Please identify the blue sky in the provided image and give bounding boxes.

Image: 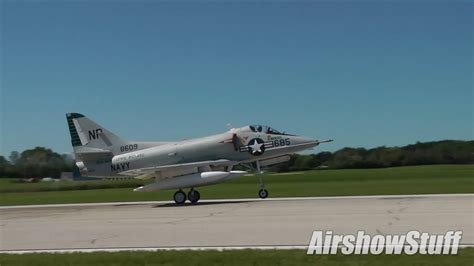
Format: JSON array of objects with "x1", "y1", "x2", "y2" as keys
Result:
[{"x1": 1, "y1": 1, "x2": 472, "y2": 156}]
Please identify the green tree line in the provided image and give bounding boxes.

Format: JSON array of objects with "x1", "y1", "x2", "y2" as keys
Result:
[
  {"x1": 276, "y1": 140, "x2": 473, "y2": 172},
  {"x1": 0, "y1": 140, "x2": 472, "y2": 178},
  {"x1": 0, "y1": 147, "x2": 73, "y2": 178}
]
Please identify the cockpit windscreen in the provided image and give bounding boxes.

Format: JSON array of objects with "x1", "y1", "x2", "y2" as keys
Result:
[{"x1": 249, "y1": 125, "x2": 289, "y2": 135}]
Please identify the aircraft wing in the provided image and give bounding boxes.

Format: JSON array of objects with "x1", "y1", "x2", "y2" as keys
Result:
[{"x1": 118, "y1": 159, "x2": 237, "y2": 179}]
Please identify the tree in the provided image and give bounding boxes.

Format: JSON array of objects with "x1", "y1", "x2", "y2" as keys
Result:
[
  {"x1": 277, "y1": 140, "x2": 473, "y2": 171},
  {"x1": 0, "y1": 155, "x2": 11, "y2": 177},
  {"x1": 9, "y1": 151, "x2": 20, "y2": 164},
  {"x1": 13, "y1": 147, "x2": 73, "y2": 178}
]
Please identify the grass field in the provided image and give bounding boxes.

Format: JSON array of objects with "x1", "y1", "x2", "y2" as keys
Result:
[
  {"x1": 0, "y1": 164, "x2": 472, "y2": 206},
  {"x1": 0, "y1": 178, "x2": 146, "y2": 193},
  {"x1": 1, "y1": 249, "x2": 473, "y2": 266}
]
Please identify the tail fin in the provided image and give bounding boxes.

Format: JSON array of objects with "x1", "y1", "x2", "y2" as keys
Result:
[{"x1": 66, "y1": 113, "x2": 128, "y2": 155}]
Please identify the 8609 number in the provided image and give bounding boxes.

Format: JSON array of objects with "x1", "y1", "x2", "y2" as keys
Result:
[{"x1": 120, "y1": 144, "x2": 138, "y2": 152}]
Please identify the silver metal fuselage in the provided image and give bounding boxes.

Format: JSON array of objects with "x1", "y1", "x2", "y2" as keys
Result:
[{"x1": 87, "y1": 126, "x2": 317, "y2": 177}]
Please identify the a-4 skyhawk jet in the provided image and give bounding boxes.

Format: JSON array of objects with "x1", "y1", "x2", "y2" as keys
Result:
[{"x1": 66, "y1": 113, "x2": 332, "y2": 204}]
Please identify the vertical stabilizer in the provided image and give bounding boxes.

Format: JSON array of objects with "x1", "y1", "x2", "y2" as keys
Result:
[{"x1": 66, "y1": 113, "x2": 129, "y2": 155}]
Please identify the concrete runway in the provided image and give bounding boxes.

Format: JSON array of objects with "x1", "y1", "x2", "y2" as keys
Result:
[{"x1": 0, "y1": 194, "x2": 473, "y2": 252}]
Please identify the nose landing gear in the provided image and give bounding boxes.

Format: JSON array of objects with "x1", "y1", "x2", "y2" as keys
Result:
[
  {"x1": 258, "y1": 188, "x2": 268, "y2": 199},
  {"x1": 255, "y1": 160, "x2": 268, "y2": 199}
]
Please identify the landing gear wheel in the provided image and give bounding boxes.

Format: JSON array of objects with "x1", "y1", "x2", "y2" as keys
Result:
[
  {"x1": 188, "y1": 190, "x2": 201, "y2": 203},
  {"x1": 258, "y1": 188, "x2": 268, "y2": 199},
  {"x1": 173, "y1": 190, "x2": 186, "y2": 204},
  {"x1": 255, "y1": 160, "x2": 268, "y2": 199}
]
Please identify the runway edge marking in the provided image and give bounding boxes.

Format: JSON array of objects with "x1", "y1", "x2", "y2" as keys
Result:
[
  {"x1": 1, "y1": 193, "x2": 473, "y2": 210},
  {"x1": 1, "y1": 245, "x2": 473, "y2": 254}
]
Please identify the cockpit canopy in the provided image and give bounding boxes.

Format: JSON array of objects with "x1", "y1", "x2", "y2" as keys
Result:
[{"x1": 248, "y1": 125, "x2": 289, "y2": 135}]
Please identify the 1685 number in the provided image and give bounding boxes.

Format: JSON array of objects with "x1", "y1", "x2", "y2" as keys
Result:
[{"x1": 273, "y1": 138, "x2": 290, "y2": 147}]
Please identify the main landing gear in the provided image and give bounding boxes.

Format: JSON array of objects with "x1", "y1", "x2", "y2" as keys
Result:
[
  {"x1": 173, "y1": 189, "x2": 201, "y2": 204},
  {"x1": 255, "y1": 160, "x2": 268, "y2": 199},
  {"x1": 188, "y1": 189, "x2": 201, "y2": 203},
  {"x1": 173, "y1": 190, "x2": 186, "y2": 204}
]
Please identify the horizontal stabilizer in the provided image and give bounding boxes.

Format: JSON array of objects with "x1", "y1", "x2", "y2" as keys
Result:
[{"x1": 74, "y1": 146, "x2": 112, "y2": 155}]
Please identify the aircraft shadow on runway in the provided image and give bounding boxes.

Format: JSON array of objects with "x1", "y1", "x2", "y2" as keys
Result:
[{"x1": 152, "y1": 200, "x2": 256, "y2": 208}]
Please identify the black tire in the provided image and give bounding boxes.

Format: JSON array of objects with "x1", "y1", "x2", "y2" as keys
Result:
[
  {"x1": 258, "y1": 189, "x2": 268, "y2": 199},
  {"x1": 174, "y1": 190, "x2": 186, "y2": 204},
  {"x1": 188, "y1": 190, "x2": 201, "y2": 203}
]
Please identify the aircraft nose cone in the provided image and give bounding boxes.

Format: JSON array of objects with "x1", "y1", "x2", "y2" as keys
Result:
[
  {"x1": 287, "y1": 136, "x2": 320, "y2": 151},
  {"x1": 293, "y1": 136, "x2": 318, "y2": 145},
  {"x1": 304, "y1": 136, "x2": 318, "y2": 144}
]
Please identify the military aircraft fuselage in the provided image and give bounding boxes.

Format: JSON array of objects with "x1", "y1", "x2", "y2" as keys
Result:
[
  {"x1": 67, "y1": 113, "x2": 331, "y2": 202},
  {"x1": 87, "y1": 125, "x2": 318, "y2": 177}
]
